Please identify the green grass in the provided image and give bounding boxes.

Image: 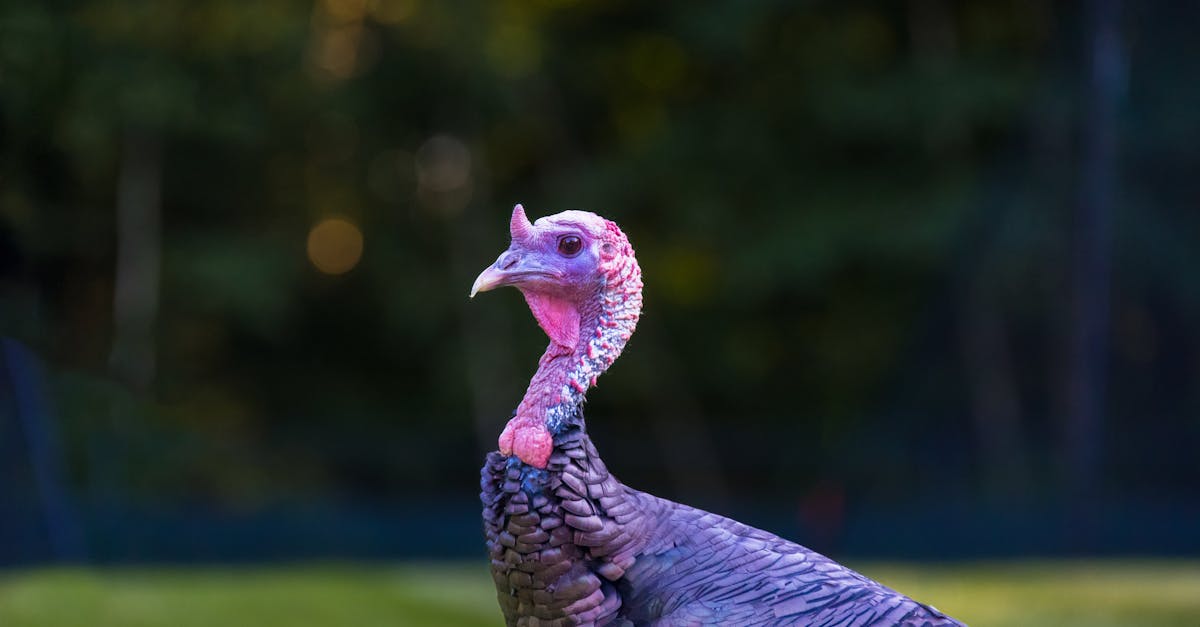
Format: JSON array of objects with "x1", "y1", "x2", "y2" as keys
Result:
[
  {"x1": 863, "y1": 560, "x2": 1200, "y2": 627},
  {"x1": 0, "y1": 560, "x2": 1197, "y2": 626}
]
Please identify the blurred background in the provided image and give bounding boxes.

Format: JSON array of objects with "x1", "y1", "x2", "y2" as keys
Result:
[{"x1": 1, "y1": 0, "x2": 1199, "y2": 624}]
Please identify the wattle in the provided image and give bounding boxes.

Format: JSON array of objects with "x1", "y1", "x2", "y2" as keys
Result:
[
  {"x1": 498, "y1": 414, "x2": 553, "y2": 468},
  {"x1": 520, "y1": 289, "x2": 580, "y2": 349}
]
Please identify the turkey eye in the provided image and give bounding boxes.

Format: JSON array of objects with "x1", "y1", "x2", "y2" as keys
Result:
[{"x1": 557, "y1": 235, "x2": 583, "y2": 257}]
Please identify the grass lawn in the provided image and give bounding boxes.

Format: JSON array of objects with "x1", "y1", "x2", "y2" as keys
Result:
[{"x1": 1, "y1": 560, "x2": 1197, "y2": 626}]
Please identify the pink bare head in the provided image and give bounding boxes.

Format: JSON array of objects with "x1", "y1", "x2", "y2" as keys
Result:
[
  {"x1": 472, "y1": 205, "x2": 643, "y2": 468},
  {"x1": 471, "y1": 205, "x2": 634, "y2": 303},
  {"x1": 471, "y1": 204, "x2": 640, "y2": 352}
]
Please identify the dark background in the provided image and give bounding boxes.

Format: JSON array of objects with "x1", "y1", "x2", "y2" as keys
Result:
[{"x1": 2, "y1": 0, "x2": 1197, "y2": 565}]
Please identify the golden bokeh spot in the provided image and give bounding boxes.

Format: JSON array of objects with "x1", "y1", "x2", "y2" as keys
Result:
[
  {"x1": 369, "y1": 0, "x2": 418, "y2": 25},
  {"x1": 312, "y1": 23, "x2": 362, "y2": 79},
  {"x1": 307, "y1": 217, "x2": 364, "y2": 275},
  {"x1": 323, "y1": 0, "x2": 368, "y2": 23}
]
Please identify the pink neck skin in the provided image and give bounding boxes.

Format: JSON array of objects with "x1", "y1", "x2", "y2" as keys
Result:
[{"x1": 498, "y1": 233, "x2": 643, "y2": 468}]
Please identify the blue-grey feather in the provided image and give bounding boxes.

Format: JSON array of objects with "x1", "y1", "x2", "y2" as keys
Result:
[{"x1": 481, "y1": 406, "x2": 965, "y2": 626}]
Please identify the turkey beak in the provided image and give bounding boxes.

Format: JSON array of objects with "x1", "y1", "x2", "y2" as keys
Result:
[
  {"x1": 470, "y1": 250, "x2": 556, "y2": 298},
  {"x1": 470, "y1": 251, "x2": 524, "y2": 298},
  {"x1": 470, "y1": 265, "x2": 510, "y2": 298}
]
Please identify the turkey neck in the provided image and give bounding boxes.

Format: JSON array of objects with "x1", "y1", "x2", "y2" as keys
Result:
[{"x1": 503, "y1": 249, "x2": 642, "y2": 467}]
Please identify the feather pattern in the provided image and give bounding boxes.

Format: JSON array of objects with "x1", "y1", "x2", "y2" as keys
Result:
[{"x1": 481, "y1": 408, "x2": 963, "y2": 626}]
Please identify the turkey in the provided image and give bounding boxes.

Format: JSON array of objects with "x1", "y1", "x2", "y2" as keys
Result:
[{"x1": 471, "y1": 205, "x2": 964, "y2": 626}]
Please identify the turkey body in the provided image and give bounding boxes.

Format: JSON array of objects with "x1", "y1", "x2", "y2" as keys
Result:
[
  {"x1": 481, "y1": 410, "x2": 963, "y2": 627},
  {"x1": 474, "y1": 207, "x2": 963, "y2": 626}
]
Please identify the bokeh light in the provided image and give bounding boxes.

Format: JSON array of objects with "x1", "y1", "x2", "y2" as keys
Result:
[
  {"x1": 368, "y1": 0, "x2": 419, "y2": 25},
  {"x1": 415, "y1": 134, "x2": 472, "y2": 216},
  {"x1": 306, "y1": 217, "x2": 364, "y2": 275}
]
